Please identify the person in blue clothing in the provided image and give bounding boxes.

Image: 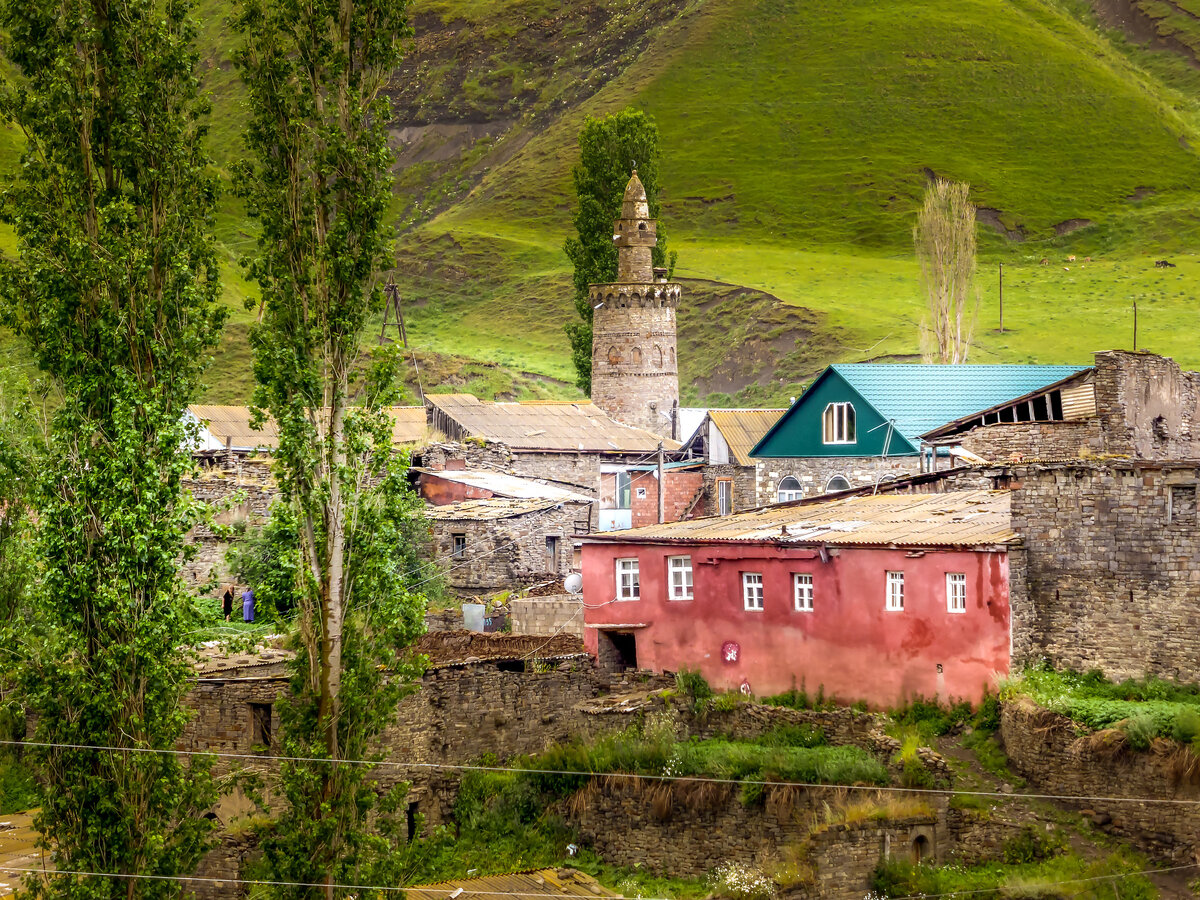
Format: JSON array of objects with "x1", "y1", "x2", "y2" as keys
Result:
[{"x1": 242, "y1": 587, "x2": 255, "y2": 623}]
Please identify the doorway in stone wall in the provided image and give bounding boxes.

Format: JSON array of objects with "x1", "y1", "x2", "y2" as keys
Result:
[{"x1": 597, "y1": 630, "x2": 638, "y2": 671}]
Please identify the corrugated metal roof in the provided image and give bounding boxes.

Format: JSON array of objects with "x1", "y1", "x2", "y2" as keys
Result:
[
  {"x1": 424, "y1": 497, "x2": 579, "y2": 522},
  {"x1": 413, "y1": 467, "x2": 592, "y2": 503},
  {"x1": 831, "y1": 365, "x2": 1086, "y2": 441},
  {"x1": 187, "y1": 405, "x2": 428, "y2": 451},
  {"x1": 427, "y1": 394, "x2": 678, "y2": 453},
  {"x1": 708, "y1": 408, "x2": 787, "y2": 466},
  {"x1": 405, "y1": 869, "x2": 617, "y2": 900},
  {"x1": 588, "y1": 490, "x2": 1014, "y2": 547}
]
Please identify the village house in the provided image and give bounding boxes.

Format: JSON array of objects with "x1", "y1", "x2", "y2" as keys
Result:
[
  {"x1": 749, "y1": 364, "x2": 1084, "y2": 503},
  {"x1": 581, "y1": 490, "x2": 1015, "y2": 707},
  {"x1": 680, "y1": 408, "x2": 786, "y2": 514}
]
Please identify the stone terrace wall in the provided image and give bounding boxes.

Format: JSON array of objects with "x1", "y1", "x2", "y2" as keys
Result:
[
  {"x1": 1001, "y1": 699, "x2": 1200, "y2": 863},
  {"x1": 510, "y1": 595, "x2": 585, "y2": 637},
  {"x1": 754, "y1": 457, "x2": 921, "y2": 506},
  {"x1": 1010, "y1": 461, "x2": 1200, "y2": 679},
  {"x1": 958, "y1": 420, "x2": 1104, "y2": 462}
]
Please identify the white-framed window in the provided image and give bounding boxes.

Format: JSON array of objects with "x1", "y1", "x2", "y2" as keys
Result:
[
  {"x1": 777, "y1": 476, "x2": 803, "y2": 503},
  {"x1": 946, "y1": 572, "x2": 966, "y2": 613},
  {"x1": 451, "y1": 534, "x2": 466, "y2": 560},
  {"x1": 794, "y1": 573, "x2": 814, "y2": 612},
  {"x1": 822, "y1": 402, "x2": 856, "y2": 444},
  {"x1": 718, "y1": 480, "x2": 732, "y2": 516},
  {"x1": 616, "y1": 558, "x2": 640, "y2": 600},
  {"x1": 886, "y1": 571, "x2": 905, "y2": 611},
  {"x1": 743, "y1": 572, "x2": 764, "y2": 611},
  {"x1": 825, "y1": 475, "x2": 851, "y2": 493},
  {"x1": 668, "y1": 556, "x2": 694, "y2": 601}
]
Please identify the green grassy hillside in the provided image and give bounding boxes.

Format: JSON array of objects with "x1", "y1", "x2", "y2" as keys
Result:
[{"x1": 5, "y1": 0, "x2": 1200, "y2": 407}]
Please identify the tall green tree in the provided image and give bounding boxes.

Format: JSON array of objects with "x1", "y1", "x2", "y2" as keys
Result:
[
  {"x1": 0, "y1": 0, "x2": 224, "y2": 894},
  {"x1": 233, "y1": 0, "x2": 427, "y2": 894},
  {"x1": 564, "y1": 108, "x2": 674, "y2": 394}
]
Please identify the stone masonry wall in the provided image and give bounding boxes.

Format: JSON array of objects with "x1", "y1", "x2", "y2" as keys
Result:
[
  {"x1": 958, "y1": 420, "x2": 1104, "y2": 462},
  {"x1": 701, "y1": 463, "x2": 758, "y2": 515},
  {"x1": 510, "y1": 595, "x2": 585, "y2": 637},
  {"x1": 181, "y1": 464, "x2": 278, "y2": 596},
  {"x1": 1001, "y1": 699, "x2": 1200, "y2": 863},
  {"x1": 431, "y1": 501, "x2": 592, "y2": 594},
  {"x1": 590, "y1": 299, "x2": 679, "y2": 439},
  {"x1": 754, "y1": 456, "x2": 922, "y2": 506},
  {"x1": 1094, "y1": 350, "x2": 1200, "y2": 459},
  {"x1": 1009, "y1": 461, "x2": 1200, "y2": 679}
]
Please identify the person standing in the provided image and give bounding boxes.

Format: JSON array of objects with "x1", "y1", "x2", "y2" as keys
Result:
[
  {"x1": 242, "y1": 587, "x2": 255, "y2": 623},
  {"x1": 222, "y1": 585, "x2": 235, "y2": 622}
]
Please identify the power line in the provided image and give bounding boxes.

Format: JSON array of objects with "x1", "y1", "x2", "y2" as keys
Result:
[{"x1": 4, "y1": 738, "x2": 1200, "y2": 807}]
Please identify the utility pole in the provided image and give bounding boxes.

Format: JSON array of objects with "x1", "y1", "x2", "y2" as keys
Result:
[
  {"x1": 380, "y1": 277, "x2": 408, "y2": 346},
  {"x1": 998, "y1": 263, "x2": 1004, "y2": 333},
  {"x1": 657, "y1": 442, "x2": 665, "y2": 525}
]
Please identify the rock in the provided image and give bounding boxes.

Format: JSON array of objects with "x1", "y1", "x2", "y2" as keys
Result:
[
  {"x1": 1091, "y1": 812, "x2": 1112, "y2": 827},
  {"x1": 999, "y1": 783, "x2": 1014, "y2": 794}
]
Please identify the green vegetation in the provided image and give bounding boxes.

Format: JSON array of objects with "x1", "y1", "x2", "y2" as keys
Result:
[
  {"x1": 0, "y1": 754, "x2": 36, "y2": 815},
  {"x1": 1006, "y1": 666, "x2": 1200, "y2": 747},
  {"x1": 871, "y1": 848, "x2": 1156, "y2": 900}
]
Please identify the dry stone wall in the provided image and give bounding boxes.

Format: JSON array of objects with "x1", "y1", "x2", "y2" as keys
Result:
[
  {"x1": 1001, "y1": 699, "x2": 1200, "y2": 863},
  {"x1": 701, "y1": 463, "x2": 757, "y2": 515},
  {"x1": 754, "y1": 457, "x2": 921, "y2": 506},
  {"x1": 958, "y1": 420, "x2": 1104, "y2": 462},
  {"x1": 1094, "y1": 350, "x2": 1200, "y2": 458}
]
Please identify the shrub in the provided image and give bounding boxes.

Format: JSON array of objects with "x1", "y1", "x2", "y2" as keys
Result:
[
  {"x1": 973, "y1": 688, "x2": 1002, "y2": 732},
  {"x1": 755, "y1": 724, "x2": 826, "y2": 749},
  {"x1": 709, "y1": 862, "x2": 776, "y2": 900},
  {"x1": 676, "y1": 668, "x2": 713, "y2": 716},
  {"x1": 1001, "y1": 825, "x2": 1064, "y2": 864},
  {"x1": 1172, "y1": 707, "x2": 1200, "y2": 744},
  {"x1": 1119, "y1": 714, "x2": 1158, "y2": 751}
]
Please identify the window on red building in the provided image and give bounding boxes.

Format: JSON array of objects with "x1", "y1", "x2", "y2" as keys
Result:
[
  {"x1": 616, "y1": 558, "x2": 640, "y2": 600},
  {"x1": 668, "y1": 556, "x2": 693, "y2": 600},
  {"x1": 886, "y1": 571, "x2": 905, "y2": 611},
  {"x1": 794, "y1": 573, "x2": 813, "y2": 611},
  {"x1": 743, "y1": 573, "x2": 764, "y2": 611},
  {"x1": 946, "y1": 572, "x2": 966, "y2": 613}
]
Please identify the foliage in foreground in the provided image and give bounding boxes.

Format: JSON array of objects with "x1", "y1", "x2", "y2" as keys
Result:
[
  {"x1": 1005, "y1": 666, "x2": 1200, "y2": 749},
  {"x1": 870, "y1": 847, "x2": 1156, "y2": 900}
]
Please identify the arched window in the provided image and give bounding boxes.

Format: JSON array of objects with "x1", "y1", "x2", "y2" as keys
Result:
[
  {"x1": 822, "y1": 402, "x2": 856, "y2": 444},
  {"x1": 825, "y1": 475, "x2": 851, "y2": 493},
  {"x1": 653, "y1": 345, "x2": 663, "y2": 367},
  {"x1": 631, "y1": 347, "x2": 643, "y2": 365},
  {"x1": 638, "y1": 222, "x2": 647, "y2": 231},
  {"x1": 669, "y1": 347, "x2": 676, "y2": 366},
  {"x1": 607, "y1": 346, "x2": 622, "y2": 365},
  {"x1": 912, "y1": 834, "x2": 930, "y2": 864},
  {"x1": 777, "y1": 476, "x2": 803, "y2": 503}
]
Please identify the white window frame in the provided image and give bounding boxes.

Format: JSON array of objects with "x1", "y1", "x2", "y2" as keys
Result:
[
  {"x1": 946, "y1": 572, "x2": 966, "y2": 613},
  {"x1": 777, "y1": 476, "x2": 803, "y2": 503},
  {"x1": 718, "y1": 479, "x2": 732, "y2": 516},
  {"x1": 822, "y1": 402, "x2": 856, "y2": 445},
  {"x1": 824, "y1": 475, "x2": 851, "y2": 494},
  {"x1": 886, "y1": 571, "x2": 905, "y2": 611},
  {"x1": 743, "y1": 572, "x2": 764, "y2": 611},
  {"x1": 668, "y1": 556, "x2": 694, "y2": 601},
  {"x1": 794, "y1": 573, "x2": 814, "y2": 612},
  {"x1": 451, "y1": 533, "x2": 467, "y2": 560},
  {"x1": 616, "y1": 558, "x2": 640, "y2": 601}
]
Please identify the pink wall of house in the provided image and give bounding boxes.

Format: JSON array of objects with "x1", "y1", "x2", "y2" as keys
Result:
[{"x1": 581, "y1": 541, "x2": 1010, "y2": 708}]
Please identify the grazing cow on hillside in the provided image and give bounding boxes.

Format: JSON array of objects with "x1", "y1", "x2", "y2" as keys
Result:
[{"x1": 1155, "y1": 259, "x2": 1176, "y2": 268}]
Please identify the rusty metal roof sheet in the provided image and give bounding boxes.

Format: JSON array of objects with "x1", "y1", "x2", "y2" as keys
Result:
[
  {"x1": 707, "y1": 408, "x2": 787, "y2": 466},
  {"x1": 405, "y1": 869, "x2": 618, "y2": 900},
  {"x1": 188, "y1": 405, "x2": 428, "y2": 451},
  {"x1": 588, "y1": 490, "x2": 1015, "y2": 547},
  {"x1": 424, "y1": 497, "x2": 580, "y2": 522},
  {"x1": 413, "y1": 467, "x2": 592, "y2": 503},
  {"x1": 427, "y1": 394, "x2": 678, "y2": 453}
]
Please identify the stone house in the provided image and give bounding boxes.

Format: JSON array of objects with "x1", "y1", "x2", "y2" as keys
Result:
[
  {"x1": 750, "y1": 363, "x2": 1084, "y2": 504},
  {"x1": 582, "y1": 490, "x2": 1015, "y2": 707},
  {"x1": 187, "y1": 404, "x2": 429, "y2": 458},
  {"x1": 680, "y1": 408, "x2": 785, "y2": 515}
]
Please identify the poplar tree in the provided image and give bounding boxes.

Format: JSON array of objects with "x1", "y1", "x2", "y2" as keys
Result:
[
  {"x1": 0, "y1": 0, "x2": 224, "y2": 895},
  {"x1": 233, "y1": 0, "x2": 427, "y2": 895},
  {"x1": 564, "y1": 108, "x2": 673, "y2": 394},
  {"x1": 915, "y1": 178, "x2": 979, "y2": 364}
]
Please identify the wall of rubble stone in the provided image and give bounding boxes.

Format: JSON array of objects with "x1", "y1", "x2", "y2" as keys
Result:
[
  {"x1": 430, "y1": 501, "x2": 592, "y2": 594},
  {"x1": 181, "y1": 463, "x2": 278, "y2": 596},
  {"x1": 957, "y1": 420, "x2": 1104, "y2": 462},
  {"x1": 1009, "y1": 461, "x2": 1200, "y2": 678},
  {"x1": 1094, "y1": 350, "x2": 1200, "y2": 458},
  {"x1": 1001, "y1": 699, "x2": 1200, "y2": 863},
  {"x1": 701, "y1": 463, "x2": 758, "y2": 515},
  {"x1": 510, "y1": 595, "x2": 585, "y2": 637},
  {"x1": 754, "y1": 456, "x2": 921, "y2": 506}
]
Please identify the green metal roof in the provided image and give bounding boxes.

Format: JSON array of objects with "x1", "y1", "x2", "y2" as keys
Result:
[{"x1": 752, "y1": 363, "x2": 1087, "y2": 458}]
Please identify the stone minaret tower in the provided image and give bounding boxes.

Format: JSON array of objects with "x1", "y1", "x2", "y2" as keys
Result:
[{"x1": 589, "y1": 171, "x2": 681, "y2": 439}]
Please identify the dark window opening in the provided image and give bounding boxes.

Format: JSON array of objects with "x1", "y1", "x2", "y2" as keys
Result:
[
  {"x1": 250, "y1": 702, "x2": 272, "y2": 749},
  {"x1": 999, "y1": 406, "x2": 1016, "y2": 423},
  {"x1": 912, "y1": 834, "x2": 930, "y2": 864},
  {"x1": 1032, "y1": 395, "x2": 1049, "y2": 421},
  {"x1": 598, "y1": 631, "x2": 638, "y2": 671},
  {"x1": 496, "y1": 659, "x2": 526, "y2": 673},
  {"x1": 407, "y1": 802, "x2": 419, "y2": 842},
  {"x1": 1050, "y1": 391, "x2": 1064, "y2": 419},
  {"x1": 451, "y1": 533, "x2": 466, "y2": 560},
  {"x1": 1170, "y1": 485, "x2": 1196, "y2": 525},
  {"x1": 1015, "y1": 402, "x2": 1032, "y2": 423}
]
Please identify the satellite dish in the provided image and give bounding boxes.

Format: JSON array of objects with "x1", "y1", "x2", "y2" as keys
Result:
[{"x1": 564, "y1": 573, "x2": 583, "y2": 595}]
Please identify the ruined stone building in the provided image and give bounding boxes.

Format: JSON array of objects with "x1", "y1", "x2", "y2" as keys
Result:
[{"x1": 588, "y1": 171, "x2": 681, "y2": 440}]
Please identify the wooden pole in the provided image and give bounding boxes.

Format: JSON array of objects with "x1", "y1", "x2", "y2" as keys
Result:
[
  {"x1": 1133, "y1": 300, "x2": 1138, "y2": 351},
  {"x1": 998, "y1": 263, "x2": 1004, "y2": 333},
  {"x1": 657, "y1": 442, "x2": 665, "y2": 525}
]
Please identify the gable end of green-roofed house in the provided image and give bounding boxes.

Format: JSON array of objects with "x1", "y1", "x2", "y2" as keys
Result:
[{"x1": 747, "y1": 363, "x2": 1087, "y2": 506}]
